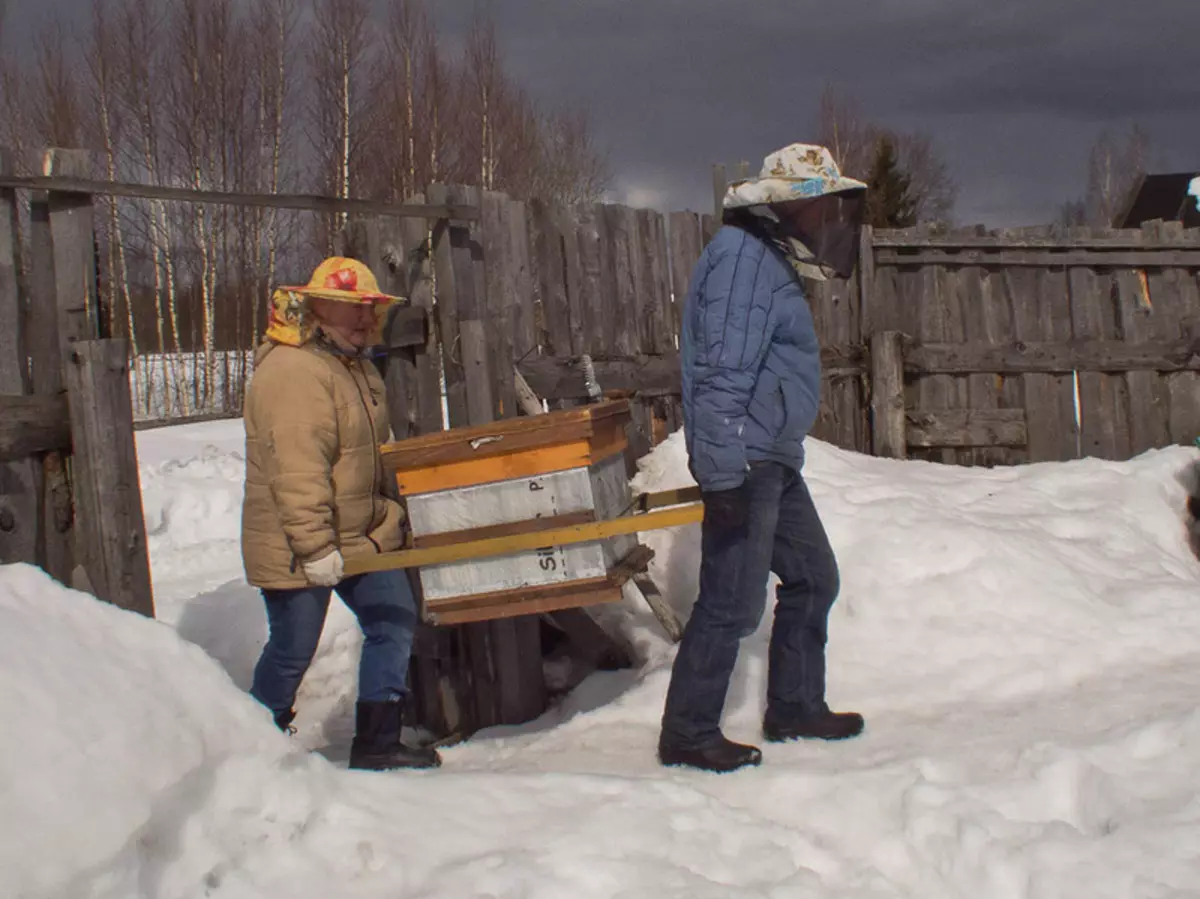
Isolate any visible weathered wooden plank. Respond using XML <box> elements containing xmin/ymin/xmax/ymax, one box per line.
<box><xmin>668</xmin><ymin>211</ymin><xmax>703</xmax><ymax>332</ymax></box>
<box><xmin>27</xmin><ymin>190</ymin><xmax>73</xmax><ymax>584</ymax></box>
<box><xmin>0</xmin><ymin>146</ymin><xmax>40</xmax><ymax>566</ymax></box>
<box><xmin>942</xmin><ymin>249</ymin><xmax>975</xmax><ymax>464</ymax></box>
<box><xmin>858</xmin><ymin>224</ymin><xmax>877</xmax><ymax>340</ymax></box>
<box><xmin>0</xmin><ymin>150</ymin><xmax>25</xmax><ymax>394</ymax></box>
<box><xmin>1151</xmin><ymin>222</ymin><xmax>1200</xmax><ymax>448</ymax></box>
<box><xmin>64</xmin><ymin>339</ymin><xmax>154</xmax><ymax>617</ymax></box>
<box><xmin>556</xmin><ymin>204</ymin><xmax>587</xmax><ymax>357</ymax></box>
<box><xmin>872</xmin><ymin>232</ymin><xmax>1199</xmax><ymax>250</ymax></box>
<box><xmin>666</xmin><ymin>211</ymin><xmax>703</xmax><ymax>436</ymax></box>
<box><xmin>1009</xmin><ymin>243</ymin><xmax>1078</xmax><ymax>462</ymax></box>
<box><xmin>460</xmin><ymin>319</ymin><xmax>495</xmax><ymax>428</ymax></box>
<box><xmin>1114</xmin><ymin>261</ymin><xmax>1170</xmax><ymax>455</ymax></box>
<box><xmin>870</xmin><ymin>331</ymin><xmax>906</xmax><ymax>458</ymax></box>
<box><xmin>903</xmin><ymin>339</ymin><xmax>1200</xmax><ymax>374</ymax></box>
<box><xmin>479</xmin><ymin>192</ymin><xmax>514</xmax><ymax>419</ymax></box>
<box><xmin>348</xmin><ymin>215</ymin><xmax>418</xmax><ymax>440</ymax></box>
<box><xmin>962</xmin><ymin>247</ymin><xmax>1022</xmax><ymax>465</ymax></box>
<box><xmin>439</xmin><ymin>584</ymin><xmax>623</xmax><ymax>628</ymax></box>
<box><xmin>0</xmin><ymin>394</ymin><xmax>70</xmax><ymax>459</ymax></box>
<box><xmin>0</xmin><ymin>173</ymin><xmax>479</xmax><ymax>221</ymax></box>
<box><xmin>505</xmin><ymin>195</ymin><xmax>537</xmax><ymax>389</ymax></box>
<box><xmin>605</xmin><ymin>204</ymin><xmax>639</xmax><ymax>357</ymax></box>
<box><xmin>905</xmin><ymin>409</ymin><xmax>1027</xmax><ymax>448</ymax></box>
<box><xmin>518</xmin><ymin>347</ymin><xmax>865</xmax><ymax>400</ymax></box>
<box><xmin>463</xmin><ymin>196</ymin><xmax>548</xmax><ymax>729</ymax></box>
<box><xmin>400</xmin><ymin>198</ymin><xmax>444</xmax><ymax>435</ymax></box>
<box><xmin>875</xmin><ymin>249</ymin><xmax>1200</xmax><ymax>268</ymax></box>
<box><xmin>712</xmin><ymin>163</ymin><xmax>727</xmax><ymax>218</ymax></box>
<box><xmin>882</xmin><ymin>228</ymin><xmax>928</xmax><ymax>459</ymax></box>
<box><xmin>603</xmin><ymin>204</ymin><xmax>650</xmax><ymax>465</ymax></box>
<box><xmin>576</xmin><ymin>206</ymin><xmax>605</xmax><ymax>357</ymax></box>
<box><xmin>491</xmin><ymin>615</ymin><xmax>548</xmax><ymax>722</ymax></box>
<box><xmin>45</xmin><ymin>150</ymin><xmax>102</xmax><ymax>349</ymax></box>
<box><xmin>439</xmin><ymin>183</ymin><xmax>483</xmax><ymax>429</ymax></box>
<box><xmin>1069</xmin><ymin>227</ymin><xmax>1129</xmax><ymax>461</ymax></box>
<box><xmin>912</xmin><ymin>227</ymin><xmax>957</xmax><ymax>464</ymax></box>
<box><xmin>529</xmin><ymin>198</ymin><xmax>571</xmax><ymax>357</ymax></box>
<box><xmin>640</xmin><ymin>208</ymin><xmax>675</xmax><ymax>356</ymax></box>
<box><xmin>640</xmin><ymin>209</ymin><xmax>681</xmax><ymax>441</ymax></box>
<box><xmin>807</xmin><ymin>279</ymin><xmax>838</xmax><ymax>445</ymax></box>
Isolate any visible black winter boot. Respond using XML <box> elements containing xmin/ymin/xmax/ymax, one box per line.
<box><xmin>348</xmin><ymin>700</ymin><xmax>441</xmax><ymax>771</ymax></box>
<box><xmin>658</xmin><ymin>734</ymin><xmax>763</xmax><ymax>773</ymax></box>
<box><xmin>762</xmin><ymin>705</ymin><xmax>864</xmax><ymax>742</ymax></box>
<box><xmin>274</xmin><ymin>708</ymin><xmax>296</xmax><ymax>734</ymax></box>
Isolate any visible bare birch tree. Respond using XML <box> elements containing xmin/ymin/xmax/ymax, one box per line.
<box><xmin>1087</xmin><ymin>125</ymin><xmax>1149</xmax><ymax>226</ymax></box>
<box><xmin>308</xmin><ymin>0</ymin><xmax>374</xmax><ymax>251</ymax></box>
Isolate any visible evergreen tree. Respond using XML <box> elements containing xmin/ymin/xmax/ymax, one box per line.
<box><xmin>866</xmin><ymin>136</ymin><xmax>918</xmax><ymax>228</ymax></box>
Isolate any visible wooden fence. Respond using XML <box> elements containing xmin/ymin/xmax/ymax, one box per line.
<box><xmin>397</xmin><ymin>205</ymin><xmax>1199</xmax><ymax>473</ymax></box>
<box><xmin>865</xmin><ymin>223</ymin><xmax>1200</xmax><ymax>465</ymax></box>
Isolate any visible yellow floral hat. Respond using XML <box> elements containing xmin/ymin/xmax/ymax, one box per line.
<box><xmin>724</xmin><ymin>143</ymin><xmax>867</xmax><ymax>209</ymax></box>
<box><xmin>265</xmin><ymin>257</ymin><xmax>402</xmax><ymax>347</ymax></box>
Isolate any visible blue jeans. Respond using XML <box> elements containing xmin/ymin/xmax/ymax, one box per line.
<box><xmin>250</xmin><ymin>569</ymin><xmax>419</xmax><ymax>716</ymax></box>
<box><xmin>661</xmin><ymin>461</ymin><xmax>840</xmax><ymax>748</ymax></box>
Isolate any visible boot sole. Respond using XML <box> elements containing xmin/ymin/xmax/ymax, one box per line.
<box><xmin>763</xmin><ymin>726</ymin><xmax>864</xmax><ymax>743</ymax></box>
<box><xmin>657</xmin><ymin>751</ymin><xmax>763</xmax><ymax>773</ymax></box>
<box><xmin>349</xmin><ymin>754</ymin><xmax>442</xmax><ymax>771</ymax></box>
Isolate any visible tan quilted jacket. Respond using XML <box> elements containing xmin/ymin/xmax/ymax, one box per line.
<box><xmin>240</xmin><ymin>340</ymin><xmax>405</xmax><ymax>589</ymax></box>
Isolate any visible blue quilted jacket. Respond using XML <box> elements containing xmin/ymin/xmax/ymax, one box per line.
<box><xmin>679</xmin><ymin>224</ymin><xmax>822</xmax><ymax>492</ymax></box>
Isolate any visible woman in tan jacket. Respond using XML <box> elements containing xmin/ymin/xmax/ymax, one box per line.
<box><xmin>241</xmin><ymin>257</ymin><xmax>439</xmax><ymax>771</ymax></box>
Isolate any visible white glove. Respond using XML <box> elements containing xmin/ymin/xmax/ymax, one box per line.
<box><xmin>303</xmin><ymin>549</ymin><xmax>344</xmax><ymax>587</ymax></box>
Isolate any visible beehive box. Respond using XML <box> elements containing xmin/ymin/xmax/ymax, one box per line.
<box><xmin>381</xmin><ymin>400</ymin><xmax>649</xmax><ymax>625</ymax></box>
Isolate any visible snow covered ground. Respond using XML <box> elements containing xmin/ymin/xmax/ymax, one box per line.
<box><xmin>3</xmin><ymin>419</ymin><xmax>1200</xmax><ymax>898</ymax></box>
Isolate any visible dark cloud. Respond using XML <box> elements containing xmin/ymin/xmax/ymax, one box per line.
<box><xmin>12</xmin><ymin>0</ymin><xmax>1200</xmax><ymax>226</ymax></box>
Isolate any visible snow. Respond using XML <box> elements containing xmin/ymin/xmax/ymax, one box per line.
<box><xmin>4</xmin><ymin>419</ymin><xmax>1200</xmax><ymax>898</ymax></box>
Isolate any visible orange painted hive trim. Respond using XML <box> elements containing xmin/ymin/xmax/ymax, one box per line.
<box><xmin>394</xmin><ymin>424</ymin><xmax>628</xmax><ymax>495</ymax></box>
<box><xmin>382</xmin><ymin>399</ymin><xmax>631</xmax><ymax>471</ymax></box>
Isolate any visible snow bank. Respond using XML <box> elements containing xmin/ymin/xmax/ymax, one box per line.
<box><xmin>0</xmin><ymin>564</ymin><xmax>290</xmax><ymax>899</ymax></box>
<box><xmin>3</xmin><ymin>422</ymin><xmax>1200</xmax><ymax>898</ymax></box>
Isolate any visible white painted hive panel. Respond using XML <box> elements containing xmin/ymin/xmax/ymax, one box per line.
<box><xmin>406</xmin><ymin>455</ymin><xmax>636</xmax><ymax>601</ymax></box>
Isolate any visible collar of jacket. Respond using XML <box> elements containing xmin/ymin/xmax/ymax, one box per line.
<box><xmin>311</xmin><ymin>328</ymin><xmax>386</xmax><ymax>363</ymax></box>
<box><xmin>726</xmin><ymin>209</ymin><xmax>832</xmax><ymax>283</ymax></box>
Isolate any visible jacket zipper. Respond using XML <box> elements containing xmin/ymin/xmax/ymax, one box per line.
<box><xmin>347</xmin><ymin>358</ymin><xmax>383</xmax><ymax>555</ymax></box>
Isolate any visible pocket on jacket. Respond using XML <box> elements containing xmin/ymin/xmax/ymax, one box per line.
<box><xmin>778</xmin><ymin>378</ymin><xmax>816</xmax><ymax>442</ymax></box>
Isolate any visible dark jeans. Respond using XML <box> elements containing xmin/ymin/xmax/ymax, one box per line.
<box><xmin>250</xmin><ymin>569</ymin><xmax>419</xmax><ymax>717</ymax></box>
<box><xmin>661</xmin><ymin>461</ymin><xmax>840</xmax><ymax>748</ymax></box>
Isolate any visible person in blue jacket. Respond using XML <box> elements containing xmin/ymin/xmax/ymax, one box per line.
<box><xmin>659</xmin><ymin>144</ymin><xmax>869</xmax><ymax>773</ymax></box>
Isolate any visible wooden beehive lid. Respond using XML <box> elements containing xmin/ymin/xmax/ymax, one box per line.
<box><xmin>382</xmin><ymin>398</ymin><xmax>631</xmax><ymax>474</ymax></box>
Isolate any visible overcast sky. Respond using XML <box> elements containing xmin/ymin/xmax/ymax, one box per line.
<box><xmin>12</xmin><ymin>0</ymin><xmax>1199</xmax><ymax>226</ymax></box>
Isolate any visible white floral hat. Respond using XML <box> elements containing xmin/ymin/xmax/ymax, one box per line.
<box><xmin>724</xmin><ymin>143</ymin><xmax>867</xmax><ymax>209</ymax></box>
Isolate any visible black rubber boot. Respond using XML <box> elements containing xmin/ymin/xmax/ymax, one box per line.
<box><xmin>273</xmin><ymin>708</ymin><xmax>296</xmax><ymax>734</ymax></box>
<box><xmin>762</xmin><ymin>707</ymin><xmax>864</xmax><ymax>743</ymax></box>
<box><xmin>658</xmin><ymin>734</ymin><xmax>763</xmax><ymax>773</ymax></box>
<box><xmin>349</xmin><ymin>700</ymin><xmax>442</xmax><ymax>771</ymax></box>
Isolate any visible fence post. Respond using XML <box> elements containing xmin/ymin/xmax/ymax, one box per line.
<box><xmin>712</xmin><ymin>163</ymin><xmax>727</xmax><ymax>218</ymax></box>
<box><xmin>64</xmin><ymin>339</ymin><xmax>154</xmax><ymax>617</ymax></box>
<box><xmin>28</xmin><ymin>178</ymin><xmax>75</xmax><ymax>584</ymax></box>
<box><xmin>858</xmin><ymin>224</ymin><xmax>876</xmax><ymax>341</ymax></box>
<box><xmin>44</xmin><ymin>149</ymin><xmax>102</xmax><ymax>348</ymax></box>
<box><xmin>0</xmin><ymin>146</ymin><xmax>41</xmax><ymax>567</ymax></box>
<box><xmin>870</xmin><ymin>330</ymin><xmax>907</xmax><ymax>459</ymax></box>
